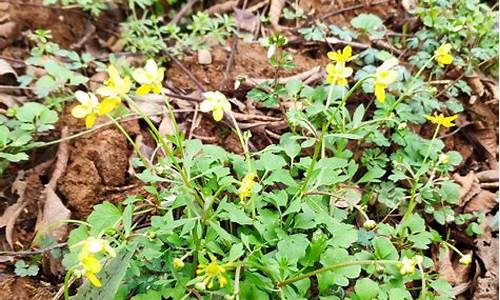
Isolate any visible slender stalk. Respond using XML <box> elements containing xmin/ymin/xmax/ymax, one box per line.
<box><xmin>277</xmin><ymin>260</ymin><xmax>400</xmax><ymax>287</ymax></box>
<box><xmin>106</xmin><ymin>113</ymin><xmax>151</xmax><ymax>169</ymax></box>
<box><xmin>63</xmin><ymin>268</ymin><xmax>74</xmax><ymax>300</ymax></box>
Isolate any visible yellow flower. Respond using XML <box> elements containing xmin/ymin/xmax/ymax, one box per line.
<box><xmin>373</xmin><ymin>58</ymin><xmax>399</xmax><ymax>103</ymax></box>
<box><xmin>83</xmin><ymin>270</ymin><xmax>102</xmax><ymax>287</ymax></box>
<box><xmin>325</xmin><ymin>62</ymin><xmax>353</xmax><ymax>87</ymax></box>
<box><xmin>200</xmin><ymin>91</ymin><xmax>231</xmax><ymax>122</ymax></box>
<box><xmin>79</xmin><ymin>236</ymin><xmax>116</xmax><ymax>260</ymax></box>
<box><xmin>327</xmin><ymin>45</ymin><xmax>356</xmax><ymax>65</ymax></box>
<box><xmin>424</xmin><ymin>112</ymin><xmax>457</xmax><ymax>128</ymax></box>
<box><xmin>96</xmin><ymin>65</ymin><xmax>131</xmax><ymax>100</ymax></box>
<box><xmin>71</xmin><ymin>91</ymin><xmax>121</xmax><ymax>128</ymax></box>
<box><xmin>434</xmin><ymin>43</ymin><xmax>453</xmax><ymax>67</ymax></box>
<box><xmin>76</xmin><ymin>237</ymin><xmax>116</xmax><ymax>287</ymax></box>
<box><xmin>239</xmin><ymin>172</ymin><xmax>256</xmax><ymax>200</ymax></box>
<box><xmin>79</xmin><ymin>254</ymin><xmax>102</xmax><ymax>287</ymax></box>
<box><xmin>132</xmin><ymin>59</ymin><xmax>165</xmax><ymax>96</ymax></box>
<box><xmin>196</xmin><ymin>258</ymin><xmax>233</xmax><ymax>289</ymax></box>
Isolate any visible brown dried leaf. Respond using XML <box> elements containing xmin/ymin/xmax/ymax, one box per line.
<box><xmin>475</xmin><ymin>170</ymin><xmax>499</xmax><ymax>183</ymax></box>
<box><xmin>0</xmin><ymin>172</ymin><xmax>27</xmax><ymax>248</ymax></box>
<box><xmin>269</xmin><ymin>0</ymin><xmax>285</xmax><ymax>29</ymax></box>
<box><xmin>466</xmin><ymin>74</ymin><xmax>485</xmax><ymax>97</ymax></box>
<box><xmin>473</xmin><ymin>235</ymin><xmax>498</xmax><ymax>300</ymax></box>
<box><xmin>234</xmin><ymin>8</ymin><xmax>259</xmax><ymax>33</ymax></box>
<box><xmin>159</xmin><ymin>113</ymin><xmax>175</xmax><ymax>137</ymax></box>
<box><xmin>0</xmin><ymin>58</ymin><xmax>16</xmax><ymax>79</ymax></box>
<box><xmin>435</xmin><ymin>247</ymin><xmax>471</xmax><ymax>286</ymax></box>
<box><xmin>34</xmin><ymin>186</ymin><xmax>70</xmax><ymax>242</ymax></box>
<box><xmin>205</xmin><ymin>0</ymin><xmax>238</xmax><ymax>15</ymax></box>
<box><xmin>464</xmin><ymin>190</ymin><xmax>498</xmax><ymax>213</ymax></box>
<box><xmin>453</xmin><ymin>172</ymin><xmax>481</xmax><ymax>205</ymax></box>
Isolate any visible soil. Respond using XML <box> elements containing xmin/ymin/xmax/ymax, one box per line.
<box><xmin>0</xmin><ymin>275</ymin><xmax>58</xmax><ymax>300</ymax></box>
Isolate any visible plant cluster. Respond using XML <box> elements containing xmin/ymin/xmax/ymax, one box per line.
<box><xmin>56</xmin><ymin>40</ymin><xmax>479</xmax><ymax>300</ymax></box>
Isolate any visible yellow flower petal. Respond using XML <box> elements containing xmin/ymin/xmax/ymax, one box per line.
<box><xmin>132</xmin><ymin>68</ymin><xmax>149</xmax><ymax>84</ymax></box>
<box><xmin>81</xmin><ymin>254</ymin><xmax>102</xmax><ymax>273</ymax></box>
<box><xmin>72</xmin><ymin>105</ymin><xmax>92</xmax><ymax>119</ymax></box>
<box><xmin>85</xmin><ymin>113</ymin><xmax>97</xmax><ymax>128</ymax></box>
<box><xmin>85</xmin><ymin>271</ymin><xmax>102</xmax><ymax>287</ymax></box>
<box><xmin>152</xmin><ymin>83</ymin><xmax>161</xmax><ymax>95</ymax></box>
<box><xmin>137</xmin><ymin>84</ymin><xmax>151</xmax><ymax>96</ymax></box>
<box><xmin>97</xmin><ymin>97</ymin><xmax>120</xmax><ymax>115</ymax></box>
<box><xmin>212</xmin><ymin>107</ymin><xmax>224</xmax><ymax>122</ymax></box>
<box><xmin>374</xmin><ymin>84</ymin><xmax>386</xmax><ymax>103</ymax></box>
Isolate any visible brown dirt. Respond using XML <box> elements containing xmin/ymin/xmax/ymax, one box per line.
<box><xmin>0</xmin><ymin>275</ymin><xmax>57</xmax><ymax>300</ymax></box>
<box><xmin>167</xmin><ymin>41</ymin><xmax>330</xmax><ymax>93</ymax></box>
<box><xmin>58</xmin><ymin>123</ymin><xmax>132</xmax><ymax>218</ymax></box>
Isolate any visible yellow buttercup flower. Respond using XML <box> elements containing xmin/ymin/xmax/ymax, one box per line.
<box><xmin>196</xmin><ymin>257</ymin><xmax>233</xmax><ymax>289</ymax></box>
<box><xmin>96</xmin><ymin>65</ymin><xmax>131</xmax><ymax>101</ymax></box>
<box><xmin>200</xmin><ymin>91</ymin><xmax>231</xmax><ymax>122</ymax></box>
<box><xmin>173</xmin><ymin>258</ymin><xmax>185</xmax><ymax>269</ymax></box>
<box><xmin>434</xmin><ymin>43</ymin><xmax>453</xmax><ymax>67</ymax></box>
<box><xmin>80</xmin><ymin>254</ymin><xmax>102</xmax><ymax>287</ymax></box>
<box><xmin>79</xmin><ymin>236</ymin><xmax>116</xmax><ymax>260</ymax></box>
<box><xmin>459</xmin><ymin>254</ymin><xmax>472</xmax><ymax>265</ymax></box>
<box><xmin>133</xmin><ymin>59</ymin><xmax>165</xmax><ymax>96</ymax></box>
<box><xmin>325</xmin><ymin>62</ymin><xmax>353</xmax><ymax>87</ymax></box>
<box><xmin>72</xmin><ymin>91</ymin><xmax>121</xmax><ymax>128</ymax></box>
<box><xmin>424</xmin><ymin>112</ymin><xmax>457</xmax><ymax>128</ymax></box>
<box><xmin>76</xmin><ymin>236</ymin><xmax>116</xmax><ymax>287</ymax></box>
<box><xmin>373</xmin><ymin>58</ymin><xmax>399</xmax><ymax>103</ymax></box>
<box><xmin>327</xmin><ymin>46</ymin><xmax>356</xmax><ymax>65</ymax></box>
<box><xmin>239</xmin><ymin>172</ymin><xmax>256</xmax><ymax>200</ymax></box>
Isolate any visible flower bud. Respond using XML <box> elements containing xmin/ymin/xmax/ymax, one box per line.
<box><xmin>363</xmin><ymin>219</ymin><xmax>376</xmax><ymax>230</ymax></box>
<box><xmin>173</xmin><ymin>258</ymin><xmax>185</xmax><ymax>269</ymax></box>
<box><xmin>459</xmin><ymin>254</ymin><xmax>472</xmax><ymax>265</ymax></box>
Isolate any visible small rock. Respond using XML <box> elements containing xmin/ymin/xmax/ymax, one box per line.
<box><xmin>198</xmin><ymin>49</ymin><xmax>212</xmax><ymax>65</ymax></box>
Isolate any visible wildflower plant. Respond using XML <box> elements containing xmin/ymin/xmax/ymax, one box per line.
<box><xmin>61</xmin><ymin>28</ymin><xmax>477</xmax><ymax>300</ymax></box>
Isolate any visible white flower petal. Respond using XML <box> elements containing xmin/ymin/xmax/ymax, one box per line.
<box><xmin>144</xmin><ymin>59</ymin><xmax>158</xmax><ymax>75</ymax></box>
<box><xmin>75</xmin><ymin>90</ymin><xmax>90</xmax><ymax>105</ymax></box>
<box><xmin>377</xmin><ymin>58</ymin><xmax>399</xmax><ymax>72</ymax></box>
<box><xmin>200</xmin><ymin>99</ymin><xmax>215</xmax><ymax>112</ymax></box>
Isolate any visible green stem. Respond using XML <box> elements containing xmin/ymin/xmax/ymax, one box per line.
<box><xmin>277</xmin><ymin>260</ymin><xmax>399</xmax><ymax>287</ymax></box>
<box><xmin>64</xmin><ymin>268</ymin><xmax>75</xmax><ymax>300</ymax></box>
<box><xmin>106</xmin><ymin>113</ymin><xmax>151</xmax><ymax>170</ymax></box>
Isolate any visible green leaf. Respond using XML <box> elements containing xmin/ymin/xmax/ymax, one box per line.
<box><xmin>0</xmin><ymin>152</ymin><xmax>29</xmax><ymax>162</ymax></box>
<box><xmin>219</xmin><ymin>202</ymin><xmax>253</xmax><ymax>225</ymax></box>
<box><xmin>354</xmin><ymin>278</ymin><xmax>379</xmax><ymax>300</ymax></box>
<box><xmin>318</xmin><ymin>248</ymin><xmax>361</xmax><ymax>290</ymax></box>
<box><xmin>35</xmin><ymin>75</ymin><xmax>59</xmax><ymax>97</ymax></box>
<box><xmin>14</xmin><ymin>260</ymin><xmax>39</xmax><ymax>276</ymax></box>
<box><xmin>351</xmin><ymin>14</ymin><xmax>384</xmax><ymax>34</ymax></box>
<box><xmin>87</xmin><ymin>202</ymin><xmax>122</xmax><ymax>236</ymax></box>
<box><xmin>277</xmin><ymin>234</ymin><xmax>309</xmax><ymax>264</ymax></box>
<box><xmin>326</xmin><ymin>223</ymin><xmax>358</xmax><ymax>248</ymax></box>
<box><xmin>256</xmin><ymin>152</ymin><xmax>287</xmax><ymax>171</ymax></box>
<box><xmin>372</xmin><ymin>237</ymin><xmax>398</xmax><ymax>260</ymax></box>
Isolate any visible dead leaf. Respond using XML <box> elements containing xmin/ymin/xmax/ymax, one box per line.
<box><xmin>205</xmin><ymin>0</ymin><xmax>238</xmax><ymax>14</ymax></box>
<box><xmin>473</xmin><ymin>234</ymin><xmax>498</xmax><ymax>300</ymax></box>
<box><xmin>34</xmin><ymin>127</ymin><xmax>70</xmax><ymax>243</ymax></box>
<box><xmin>466</xmin><ymin>73</ymin><xmax>485</xmax><ymax>97</ymax></box>
<box><xmin>435</xmin><ymin>247</ymin><xmax>471</xmax><ymax>286</ymax></box>
<box><xmin>464</xmin><ymin>190</ymin><xmax>498</xmax><ymax>213</ymax></box>
<box><xmin>401</xmin><ymin>0</ymin><xmax>417</xmax><ymax>13</ymax></box>
<box><xmin>0</xmin><ymin>92</ymin><xmax>26</xmax><ymax>108</ymax></box>
<box><xmin>269</xmin><ymin>0</ymin><xmax>285</xmax><ymax>30</ymax></box>
<box><xmin>453</xmin><ymin>172</ymin><xmax>481</xmax><ymax>205</ymax></box>
<box><xmin>0</xmin><ymin>58</ymin><xmax>16</xmax><ymax>80</ymax></box>
<box><xmin>246</xmin><ymin>66</ymin><xmax>321</xmax><ymax>87</ymax></box>
<box><xmin>0</xmin><ymin>21</ymin><xmax>17</xmax><ymax>39</ymax></box>
<box><xmin>159</xmin><ymin>113</ymin><xmax>175</xmax><ymax>137</ymax></box>
<box><xmin>34</xmin><ymin>187</ymin><xmax>70</xmax><ymax>243</ymax></box>
<box><xmin>0</xmin><ymin>172</ymin><xmax>27</xmax><ymax>248</ymax></box>
<box><xmin>475</xmin><ymin>170</ymin><xmax>499</xmax><ymax>183</ymax></box>
<box><xmin>234</xmin><ymin>8</ymin><xmax>259</xmax><ymax>33</ymax></box>
<box><xmin>133</xmin><ymin>94</ymin><xmax>167</xmax><ymax>122</ymax></box>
